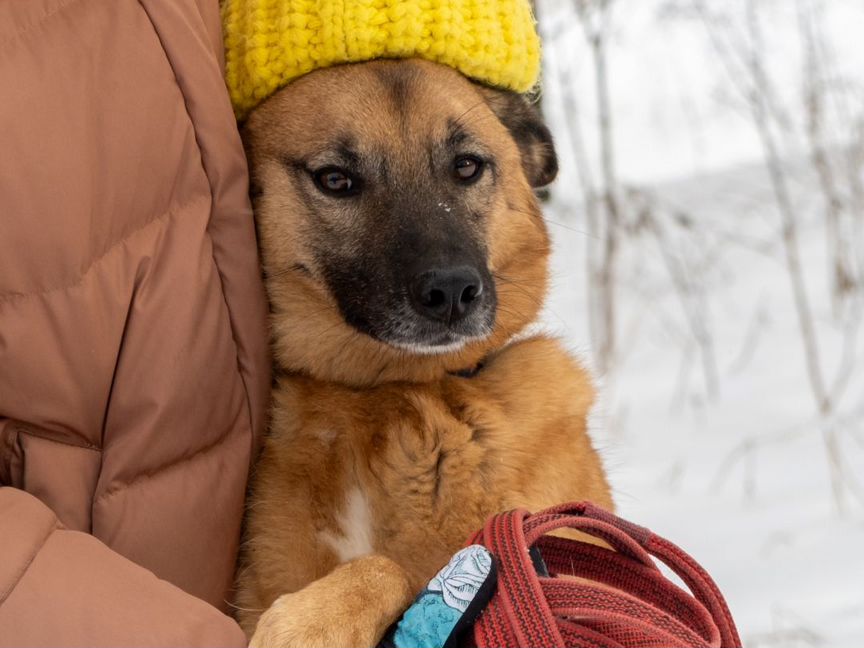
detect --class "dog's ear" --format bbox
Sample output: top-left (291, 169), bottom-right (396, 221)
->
top-left (480, 88), bottom-right (558, 188)
top-left (238, 122), bottom-right (264, 201)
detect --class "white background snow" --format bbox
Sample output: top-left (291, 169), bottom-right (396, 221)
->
top-left (535, 1), bottom-right (864, 645)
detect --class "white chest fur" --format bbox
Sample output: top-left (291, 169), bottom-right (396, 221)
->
top-left (318, 487), bottom-right (375, 562)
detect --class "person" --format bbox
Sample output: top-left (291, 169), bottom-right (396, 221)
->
top-left (0, 0), bottom-right (270, 644)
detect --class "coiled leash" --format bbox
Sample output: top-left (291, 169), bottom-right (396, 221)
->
top-left (382, 502), bottom-right (741, 648)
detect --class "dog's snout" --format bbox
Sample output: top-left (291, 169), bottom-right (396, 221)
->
top-left (409, 267), bottom-right (484, 324)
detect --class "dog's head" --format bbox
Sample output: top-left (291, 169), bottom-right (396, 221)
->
top-left (243, 59), bottom-right (557, 385)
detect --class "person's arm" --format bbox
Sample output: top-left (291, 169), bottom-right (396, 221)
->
top-left (0, 487), bottom-right (247, 647)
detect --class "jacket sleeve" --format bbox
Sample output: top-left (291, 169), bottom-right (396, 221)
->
top-left (0, 487), bottom-right (247, 648)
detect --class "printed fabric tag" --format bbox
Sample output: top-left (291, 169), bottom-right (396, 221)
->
top-left (378, 545), bottom-right (497, 648)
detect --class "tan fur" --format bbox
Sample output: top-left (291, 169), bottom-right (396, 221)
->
top-left (236, 59), bottom-right (612, 646)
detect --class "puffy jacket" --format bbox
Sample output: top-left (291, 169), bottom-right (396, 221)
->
top-left (0, 0), bottom-right (270, 644)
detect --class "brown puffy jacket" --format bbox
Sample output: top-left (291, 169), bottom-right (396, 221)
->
top-left (0, 0), bottom-right (270, 644)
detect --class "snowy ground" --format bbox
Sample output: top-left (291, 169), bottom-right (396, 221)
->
top-left (536, 1), bottom-right (864, 645)
top-left (541, 165), bottom-right (864, 646)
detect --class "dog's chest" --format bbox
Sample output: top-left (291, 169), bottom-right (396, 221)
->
top-left (309, 385), bottom-right (521, 581)
top-left (317, 486), bottom-right (376, 563)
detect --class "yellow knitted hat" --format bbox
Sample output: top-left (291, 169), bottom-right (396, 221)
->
top-left (222, 0), bottom-right (541, 120)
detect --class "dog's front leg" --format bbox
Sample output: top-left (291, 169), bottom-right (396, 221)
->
top-left (250, 554), bottom-right (413, 648)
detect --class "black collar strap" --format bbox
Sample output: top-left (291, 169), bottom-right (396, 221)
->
top-left (449, 361), bottom-right (485, 379)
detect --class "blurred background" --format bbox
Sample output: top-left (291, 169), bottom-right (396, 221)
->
top-left (533, 0), bottom-right (864, 645)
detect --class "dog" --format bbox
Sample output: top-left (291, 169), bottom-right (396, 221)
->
top-left (235, 58), bottom-right (613, 647)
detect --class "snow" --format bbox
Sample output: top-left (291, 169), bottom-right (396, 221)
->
top-left (538, 0), bottom-right (864, 186)
top-left (542, 163), bottom-right (864, 648)
top-left (536, 1), bottom-right (864, 645)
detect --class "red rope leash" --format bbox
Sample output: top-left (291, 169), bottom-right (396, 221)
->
top-left (466, 502), bottom-right (741, 648)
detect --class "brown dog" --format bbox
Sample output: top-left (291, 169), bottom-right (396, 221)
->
top-left (235, 58), bottom-right (613, 647)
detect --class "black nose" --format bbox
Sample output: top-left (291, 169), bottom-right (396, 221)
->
top-left (409, 267), bottom-right (484, 324)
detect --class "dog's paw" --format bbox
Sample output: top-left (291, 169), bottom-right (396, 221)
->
top-left (249, 555), bottom-right (414, 648)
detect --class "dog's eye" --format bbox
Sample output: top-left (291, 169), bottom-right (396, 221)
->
top-left (313, 167), bottom-right (360, 197)
top-left (453, 156), bottom-right (484, 183)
